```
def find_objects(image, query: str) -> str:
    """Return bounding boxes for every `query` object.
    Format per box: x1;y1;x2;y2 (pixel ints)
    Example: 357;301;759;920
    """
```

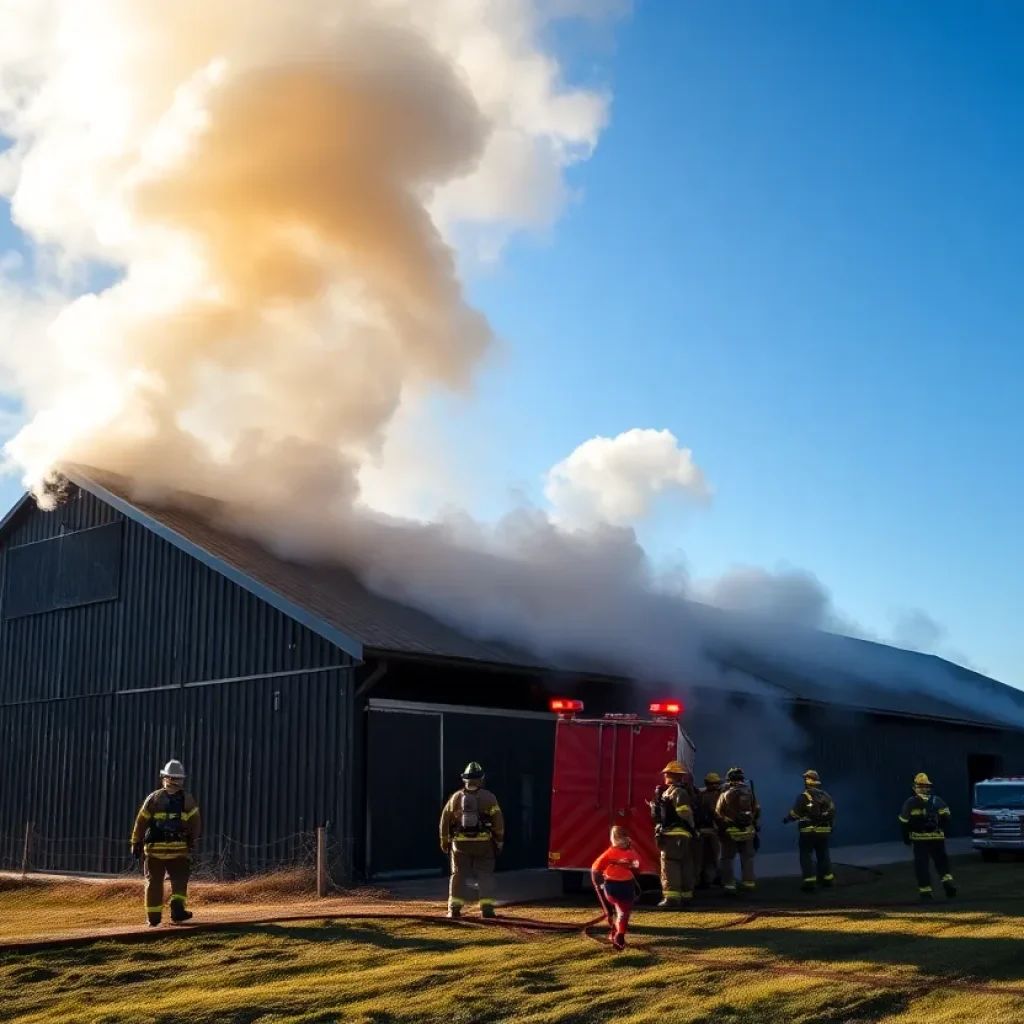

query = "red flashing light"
649;700;683;717
550;698;584;713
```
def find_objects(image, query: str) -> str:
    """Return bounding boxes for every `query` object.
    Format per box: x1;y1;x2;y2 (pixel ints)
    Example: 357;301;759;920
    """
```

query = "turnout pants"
449;843;496;910
912;840;953;895
719;836;756;891
798;832;834;885
658;833;695;901
144;855;191;921
695;832;722;884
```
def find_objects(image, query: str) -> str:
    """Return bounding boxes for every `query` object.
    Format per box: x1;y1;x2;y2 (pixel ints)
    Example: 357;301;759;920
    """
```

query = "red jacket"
592;845;642;882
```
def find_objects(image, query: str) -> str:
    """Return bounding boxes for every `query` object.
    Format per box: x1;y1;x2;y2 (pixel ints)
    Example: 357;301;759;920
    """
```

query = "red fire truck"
547;697;697;892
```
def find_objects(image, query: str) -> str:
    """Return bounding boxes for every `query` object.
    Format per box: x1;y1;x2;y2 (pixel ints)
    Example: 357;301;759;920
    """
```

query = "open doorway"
967;753;1004;807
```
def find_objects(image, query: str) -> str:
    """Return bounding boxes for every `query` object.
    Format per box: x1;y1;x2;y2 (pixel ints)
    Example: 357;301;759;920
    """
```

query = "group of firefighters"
129;759;958;937
436;760;960;949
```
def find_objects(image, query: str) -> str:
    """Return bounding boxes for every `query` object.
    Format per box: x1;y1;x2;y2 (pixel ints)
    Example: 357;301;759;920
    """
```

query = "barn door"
365;707;442;878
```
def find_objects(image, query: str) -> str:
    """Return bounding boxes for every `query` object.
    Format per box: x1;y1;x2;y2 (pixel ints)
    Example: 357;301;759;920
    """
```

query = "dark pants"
144;856;191;921
912;840;952;893
798;832;833;883
602;879;635;936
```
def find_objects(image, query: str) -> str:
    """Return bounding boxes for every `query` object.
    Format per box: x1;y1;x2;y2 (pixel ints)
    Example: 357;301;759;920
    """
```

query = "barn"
1;466;1021;881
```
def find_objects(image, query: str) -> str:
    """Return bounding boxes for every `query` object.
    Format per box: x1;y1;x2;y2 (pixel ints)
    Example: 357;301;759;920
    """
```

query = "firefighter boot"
147;913;162;928
447;903;462;919
481;902;497;919
800;879;816;893
657;896;681;909
942;876;957;898
919;889;934;902
170;897;192;924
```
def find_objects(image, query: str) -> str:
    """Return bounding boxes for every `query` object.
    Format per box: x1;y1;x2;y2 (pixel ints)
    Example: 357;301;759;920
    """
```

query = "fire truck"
547;697;696;892
971;776;1024;861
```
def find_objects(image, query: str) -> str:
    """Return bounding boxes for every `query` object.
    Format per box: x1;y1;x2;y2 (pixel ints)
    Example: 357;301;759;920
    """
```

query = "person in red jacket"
591;825;643;950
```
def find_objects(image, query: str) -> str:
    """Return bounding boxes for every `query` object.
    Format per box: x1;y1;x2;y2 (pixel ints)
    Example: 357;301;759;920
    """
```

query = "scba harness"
653;784;695;837
144;791;191;856
799;789;835;833
452;790;493;842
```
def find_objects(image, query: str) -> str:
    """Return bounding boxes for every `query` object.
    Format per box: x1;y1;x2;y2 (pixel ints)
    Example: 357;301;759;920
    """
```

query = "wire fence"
0;825;355;891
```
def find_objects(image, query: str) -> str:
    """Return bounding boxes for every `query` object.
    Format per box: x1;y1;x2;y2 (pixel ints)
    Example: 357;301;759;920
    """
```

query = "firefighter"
439;762;505;919
650;760;698;908
783;769;836;892
695;771;723;889
130;760;201;927
899;772;956;901
715;766;760;895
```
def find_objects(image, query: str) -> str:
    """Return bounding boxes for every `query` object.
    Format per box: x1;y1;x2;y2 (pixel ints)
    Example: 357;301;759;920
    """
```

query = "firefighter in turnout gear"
899;773;956;901
649;761;698;907
783;770;836;891
715;767;760;894
439;762;505;919
130;760;201;927
695;772;723;889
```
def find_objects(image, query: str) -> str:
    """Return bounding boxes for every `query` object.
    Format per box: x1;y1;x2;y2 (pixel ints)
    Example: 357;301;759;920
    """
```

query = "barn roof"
1;465;1020;731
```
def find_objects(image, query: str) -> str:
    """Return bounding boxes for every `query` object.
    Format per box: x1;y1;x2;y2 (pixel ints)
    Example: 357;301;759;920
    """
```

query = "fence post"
21;823;32;878
316;827;327;898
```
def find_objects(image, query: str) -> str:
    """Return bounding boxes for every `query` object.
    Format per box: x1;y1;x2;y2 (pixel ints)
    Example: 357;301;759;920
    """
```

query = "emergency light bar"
649;700;683;717
550;698;584;713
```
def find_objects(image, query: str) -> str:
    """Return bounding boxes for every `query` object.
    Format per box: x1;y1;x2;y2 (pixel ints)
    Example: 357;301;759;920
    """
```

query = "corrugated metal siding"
796;706;1024;845
115;518;348;692
0;586;119;703
0;696;114;873
180;669;348;859
1;670;351;874
0;494;351;705
6;486;121;545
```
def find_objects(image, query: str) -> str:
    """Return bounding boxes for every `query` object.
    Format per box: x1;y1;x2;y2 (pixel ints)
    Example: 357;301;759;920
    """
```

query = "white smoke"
697;564;866;637
0;0;614;510
544;428;711;529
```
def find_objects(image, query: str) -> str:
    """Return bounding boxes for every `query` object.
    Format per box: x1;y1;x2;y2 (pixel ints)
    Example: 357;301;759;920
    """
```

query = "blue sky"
1;1;1021;685
455;1;1024;684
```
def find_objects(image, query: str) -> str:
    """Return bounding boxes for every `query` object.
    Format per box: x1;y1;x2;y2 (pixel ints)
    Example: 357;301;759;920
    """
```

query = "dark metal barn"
0;466;1021;880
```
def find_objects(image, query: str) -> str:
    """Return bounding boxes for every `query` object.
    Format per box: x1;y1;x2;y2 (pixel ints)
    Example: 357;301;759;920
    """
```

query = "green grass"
3;855;1024;1024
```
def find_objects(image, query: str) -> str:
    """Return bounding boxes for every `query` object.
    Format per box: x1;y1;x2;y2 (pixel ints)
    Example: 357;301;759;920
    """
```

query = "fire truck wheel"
561;871;586;895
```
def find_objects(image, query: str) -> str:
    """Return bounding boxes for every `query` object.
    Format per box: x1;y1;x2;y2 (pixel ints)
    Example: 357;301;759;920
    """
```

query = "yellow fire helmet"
914;772;932;787
803;770;821;785
704;772;721;785
662;761;686;776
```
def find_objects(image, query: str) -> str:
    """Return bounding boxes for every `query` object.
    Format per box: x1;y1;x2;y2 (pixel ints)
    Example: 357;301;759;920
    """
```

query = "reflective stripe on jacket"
899;794;950;841
440;788;504;848
787;789;836;834
131;789;201;859
715;784;761;841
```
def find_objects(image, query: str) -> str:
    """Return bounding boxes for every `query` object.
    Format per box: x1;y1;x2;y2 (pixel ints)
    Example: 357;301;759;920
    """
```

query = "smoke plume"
0;0;610;512
544;428;711;529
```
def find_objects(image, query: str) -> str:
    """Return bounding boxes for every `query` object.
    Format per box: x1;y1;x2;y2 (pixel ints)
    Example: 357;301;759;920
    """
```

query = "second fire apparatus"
971;776;1024;860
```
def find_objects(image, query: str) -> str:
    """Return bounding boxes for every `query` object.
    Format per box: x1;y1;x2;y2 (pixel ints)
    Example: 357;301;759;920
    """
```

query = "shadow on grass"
229;921;482;955
646;924;1024;983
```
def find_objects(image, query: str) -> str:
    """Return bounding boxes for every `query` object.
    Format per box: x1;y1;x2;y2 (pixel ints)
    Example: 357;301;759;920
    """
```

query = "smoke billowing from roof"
0;0;1016;737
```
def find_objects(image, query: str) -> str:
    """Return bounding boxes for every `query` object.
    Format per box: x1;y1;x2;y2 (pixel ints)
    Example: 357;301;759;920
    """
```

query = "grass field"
3;854;1024;1024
